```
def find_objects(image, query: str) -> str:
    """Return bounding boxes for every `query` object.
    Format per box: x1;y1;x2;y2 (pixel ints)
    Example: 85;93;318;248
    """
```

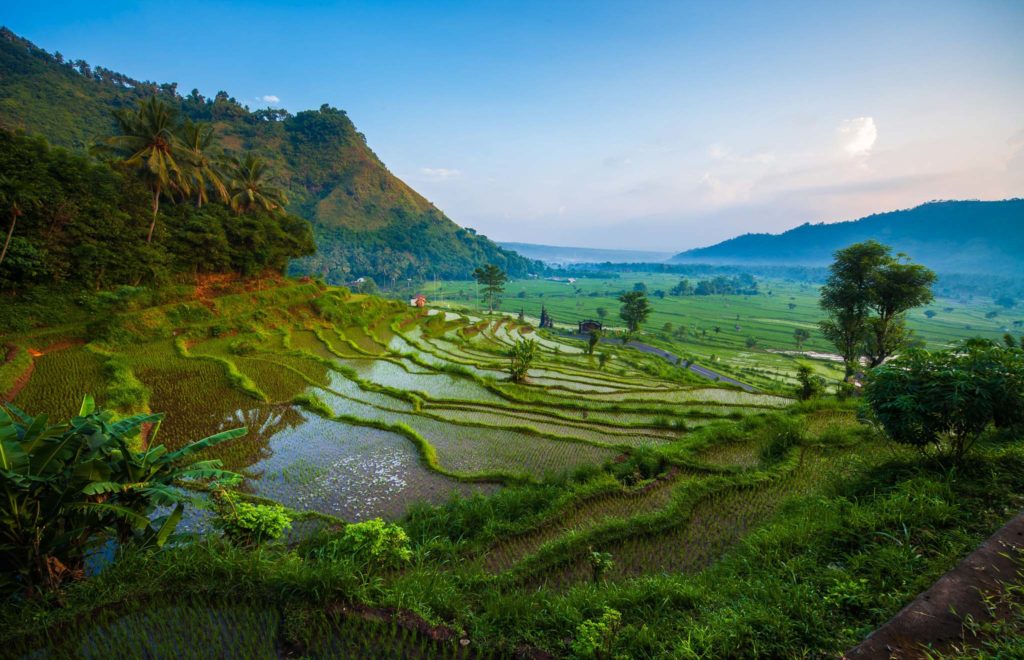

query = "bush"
315;518;412;568
572;607;622;659
214;493;292;546
0;397;243;594
863;343;1024;460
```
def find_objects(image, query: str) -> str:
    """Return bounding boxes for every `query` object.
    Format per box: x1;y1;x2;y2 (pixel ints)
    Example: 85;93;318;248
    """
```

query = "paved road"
569;334;757;392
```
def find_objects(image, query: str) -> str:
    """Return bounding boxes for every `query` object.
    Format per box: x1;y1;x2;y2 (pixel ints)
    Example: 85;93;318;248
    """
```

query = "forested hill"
0;28;539;282
672;200;1024;274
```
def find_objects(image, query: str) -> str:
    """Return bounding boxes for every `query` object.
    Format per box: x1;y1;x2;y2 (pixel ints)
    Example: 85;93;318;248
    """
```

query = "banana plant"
0;395;244;596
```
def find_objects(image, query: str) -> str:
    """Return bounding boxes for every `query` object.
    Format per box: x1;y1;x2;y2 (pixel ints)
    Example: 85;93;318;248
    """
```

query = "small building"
578;320;603;334
409;294;427;308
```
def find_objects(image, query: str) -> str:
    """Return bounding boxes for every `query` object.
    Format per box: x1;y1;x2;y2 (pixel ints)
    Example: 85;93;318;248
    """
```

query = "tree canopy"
819;241;935;377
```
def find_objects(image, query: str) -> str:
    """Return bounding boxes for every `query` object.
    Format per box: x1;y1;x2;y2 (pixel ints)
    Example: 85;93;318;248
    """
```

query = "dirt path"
844;511;1024;659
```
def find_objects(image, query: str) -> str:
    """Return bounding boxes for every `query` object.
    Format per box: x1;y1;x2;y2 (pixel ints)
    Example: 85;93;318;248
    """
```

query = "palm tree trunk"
0;210;17;267
146;185;160;244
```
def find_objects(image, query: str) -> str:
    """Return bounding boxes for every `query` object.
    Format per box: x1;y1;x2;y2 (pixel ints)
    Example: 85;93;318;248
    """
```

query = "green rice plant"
175;337;268;402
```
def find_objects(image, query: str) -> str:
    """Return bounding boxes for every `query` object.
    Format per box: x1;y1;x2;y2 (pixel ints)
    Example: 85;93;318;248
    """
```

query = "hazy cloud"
838;117;877;157
421;167;462;180
261;94;280;104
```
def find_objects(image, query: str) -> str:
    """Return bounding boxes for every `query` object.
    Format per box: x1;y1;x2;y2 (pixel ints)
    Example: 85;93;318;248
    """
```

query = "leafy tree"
794;364;824;401
924;309;937;319
995;295;1016;309
596;307;607;319
618;290;651;334
508;338;537;382
793;328;810;350
597;351;611;370
863;253;936;367
587;329;601;355
819;241;934;378
745;336;758;349
632;282;647;293
179;119;227;207
0;396;243;595
0;174;41;268
670;278;693;296
225;154;288;215
101;96;189;243
864;343;1024;461
472;263;507;313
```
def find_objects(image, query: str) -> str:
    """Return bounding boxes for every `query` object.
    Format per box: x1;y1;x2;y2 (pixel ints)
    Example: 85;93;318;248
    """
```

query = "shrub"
315;518;412;568
0;396;243;594
864;343;1024;460
214;493;291;546
572;607;622;659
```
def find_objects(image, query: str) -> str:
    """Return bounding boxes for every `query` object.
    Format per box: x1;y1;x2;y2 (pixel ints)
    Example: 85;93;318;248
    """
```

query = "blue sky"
7;0;1024;250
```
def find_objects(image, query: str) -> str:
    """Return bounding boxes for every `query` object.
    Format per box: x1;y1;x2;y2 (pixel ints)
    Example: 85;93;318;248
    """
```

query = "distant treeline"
559;261;826;282
556;260;1024;303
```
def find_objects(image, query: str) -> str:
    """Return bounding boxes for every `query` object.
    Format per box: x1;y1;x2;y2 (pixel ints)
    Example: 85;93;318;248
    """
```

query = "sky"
6;0;1024;250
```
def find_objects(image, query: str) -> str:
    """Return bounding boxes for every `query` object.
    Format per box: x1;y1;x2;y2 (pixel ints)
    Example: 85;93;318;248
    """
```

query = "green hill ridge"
672;199;1024;274
0;27;538;283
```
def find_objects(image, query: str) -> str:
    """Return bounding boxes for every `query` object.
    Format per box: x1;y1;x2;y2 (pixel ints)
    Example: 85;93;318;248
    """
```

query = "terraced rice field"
8;286;787;523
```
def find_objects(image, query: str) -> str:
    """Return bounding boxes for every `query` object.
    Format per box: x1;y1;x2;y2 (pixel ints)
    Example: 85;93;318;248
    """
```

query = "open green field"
422;273;1020;390
4;279;1022;657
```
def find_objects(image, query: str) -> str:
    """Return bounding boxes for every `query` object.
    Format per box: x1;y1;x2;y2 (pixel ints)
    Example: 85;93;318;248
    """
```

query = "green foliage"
572;607;622;659
0;129;313;293
819;240;935;376
587;550;614;584
214;492;291;546
508;338;538;383
864;343;1024;460
0;396;243;594
473;263;508;312
618;290;651;333
315;518;412;568
794;364;825;401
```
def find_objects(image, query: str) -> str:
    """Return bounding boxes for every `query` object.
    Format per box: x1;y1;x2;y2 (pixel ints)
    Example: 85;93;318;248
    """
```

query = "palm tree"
101;96;189;243
179;119;227;208
0;175;41;267
225;155;288;214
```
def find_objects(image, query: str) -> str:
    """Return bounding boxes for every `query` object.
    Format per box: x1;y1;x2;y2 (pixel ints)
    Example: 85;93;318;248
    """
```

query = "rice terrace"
2;3;1024;659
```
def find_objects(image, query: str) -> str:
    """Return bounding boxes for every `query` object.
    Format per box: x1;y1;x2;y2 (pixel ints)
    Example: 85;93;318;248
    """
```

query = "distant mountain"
671;200;1024;274
0;28;539;282
499;242;674;265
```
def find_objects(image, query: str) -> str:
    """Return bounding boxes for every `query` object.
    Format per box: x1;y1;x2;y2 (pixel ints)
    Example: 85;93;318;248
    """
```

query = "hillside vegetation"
673;199;1024;274
0;27;539;283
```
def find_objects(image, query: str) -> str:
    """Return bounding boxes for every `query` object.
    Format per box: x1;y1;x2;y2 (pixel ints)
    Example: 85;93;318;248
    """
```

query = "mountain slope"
0;27;539;282
672;200;1024;273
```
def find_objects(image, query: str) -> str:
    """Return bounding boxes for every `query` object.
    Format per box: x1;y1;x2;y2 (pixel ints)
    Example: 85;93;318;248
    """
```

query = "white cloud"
261;95;280;104
838;117;877;157
421;167;462;180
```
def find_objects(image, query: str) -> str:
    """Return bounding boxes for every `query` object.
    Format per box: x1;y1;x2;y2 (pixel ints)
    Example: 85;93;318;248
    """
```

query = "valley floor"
2;278;1022;657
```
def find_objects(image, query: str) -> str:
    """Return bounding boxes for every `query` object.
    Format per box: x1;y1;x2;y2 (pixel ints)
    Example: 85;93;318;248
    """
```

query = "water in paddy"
243;411;495;520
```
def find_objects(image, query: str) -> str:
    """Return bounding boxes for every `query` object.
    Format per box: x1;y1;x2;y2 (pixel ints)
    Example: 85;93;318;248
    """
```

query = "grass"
4;279;1023;657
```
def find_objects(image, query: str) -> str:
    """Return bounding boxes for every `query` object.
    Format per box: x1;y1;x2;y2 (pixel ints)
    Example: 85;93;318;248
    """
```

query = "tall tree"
102;96;189;243
0;174;40;267
819;241;935;377
225;155;288;215
472;263;507;313
863;256;936;367
818;241;890;378
793;328;810;350
179;119;227;208
618;290;651;335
